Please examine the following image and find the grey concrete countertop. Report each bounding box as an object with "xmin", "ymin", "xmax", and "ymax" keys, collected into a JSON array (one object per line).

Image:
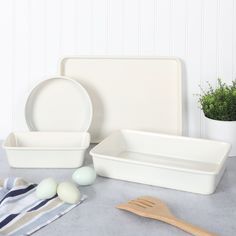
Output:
[{"xmin": 0, "ymin": 144, "xmax": 235, "ymax": 236}]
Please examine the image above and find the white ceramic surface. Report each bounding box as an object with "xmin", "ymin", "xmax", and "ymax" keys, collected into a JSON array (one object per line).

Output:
[
  {"xmin": 3, "ymin": 132, "xmax": 90, "ymax": 168},
  {"xmin": 60, "ymin": 57, "xmax": 182, "ymax": 143},
  {"xmin": 25, "ymin": 76, "xmax": 93, "ymax": 132},
  {"xmin": 205, "ymin": 117, "xmax": 235, "ymax": 157},
  {"xmin": 90, "ymin": 130, "xmax": 230, "ymax": 194}
]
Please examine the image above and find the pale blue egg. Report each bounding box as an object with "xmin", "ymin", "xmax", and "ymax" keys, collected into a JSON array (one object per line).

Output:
[
  {"xmin": 72, "ymin": 166, "xmax": 96, "ymax": 186},
  {"xmin": 36, "ymin": 178, "xmax": 57, "ymax": 199}
]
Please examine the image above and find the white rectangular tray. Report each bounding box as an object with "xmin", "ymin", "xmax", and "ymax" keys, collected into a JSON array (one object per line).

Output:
[
  {"xmin": 90, "ymin": 130, "xmax": 231, "ymax": 194},
  {"xmin": 60, "ymin": 57, "xmax": 182, "ymax": 143},
  {"xmin": 3, "ymin": 132, "xmax": 90, "ymax": 168}
]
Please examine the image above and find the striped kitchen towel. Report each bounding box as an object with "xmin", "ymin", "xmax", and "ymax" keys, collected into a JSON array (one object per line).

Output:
[{"xmin": 0, "ymin": 177, "xmax": 86, "ymax": 236}]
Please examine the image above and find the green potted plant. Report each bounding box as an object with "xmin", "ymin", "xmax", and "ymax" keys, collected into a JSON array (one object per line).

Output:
[{"xmin": 198, "ymin": 79, "xmax": 236, "ymax": 157}]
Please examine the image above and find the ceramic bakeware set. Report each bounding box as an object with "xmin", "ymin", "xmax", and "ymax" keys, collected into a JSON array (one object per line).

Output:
[
  {"xmin": 3, "ymin": 77, "xmax": 92, "ymax": 168},
  {"xmin": 3, "ymin": 57, "xmax": 231, "ymax": 194}
]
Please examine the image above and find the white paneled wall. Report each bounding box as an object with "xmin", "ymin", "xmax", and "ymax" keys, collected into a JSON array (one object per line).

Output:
[{"xmin": 0, "ymin": 0, "xmax": 235, "ymax": 139}]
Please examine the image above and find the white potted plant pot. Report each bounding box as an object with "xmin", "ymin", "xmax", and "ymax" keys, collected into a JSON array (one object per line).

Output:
[
  {"xmin": 198, "ymin": 79, "xmax": 236, "ymax": 157},
  {"xmin": 205, "ymin": 116, "xmax": 235, "ymax": 157}
]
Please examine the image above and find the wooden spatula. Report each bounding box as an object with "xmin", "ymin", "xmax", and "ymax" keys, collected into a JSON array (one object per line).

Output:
[{"xmin": 116, "ymin": 196, "xmax": 216, "ymax": 236}]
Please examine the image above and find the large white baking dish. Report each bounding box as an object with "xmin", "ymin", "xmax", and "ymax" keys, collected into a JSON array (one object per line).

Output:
[
  {"xmin": 90, "ymin": 130, "xmax": 231, "ymax": 194},
  {"xmin": 60, "ymin": 57, "xmax": 182, "ymax": 142},
  {"xmin": 3, "ymin": 132, "xmax": 90, "ymax": 168}
]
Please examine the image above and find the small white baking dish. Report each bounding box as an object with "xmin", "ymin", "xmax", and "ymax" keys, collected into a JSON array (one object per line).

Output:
[
  {"xmin": 3, "ymin": 132, "xmax": 90, "ymax": 168},
  {"xmin": 90, "ymin": 130, "xmax": 231, "ymax": 194}
]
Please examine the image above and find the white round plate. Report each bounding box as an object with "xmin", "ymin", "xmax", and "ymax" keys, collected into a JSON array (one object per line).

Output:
[{"xmin": 25, "ymin": 76, "xmax": 92, "ymax": 132}]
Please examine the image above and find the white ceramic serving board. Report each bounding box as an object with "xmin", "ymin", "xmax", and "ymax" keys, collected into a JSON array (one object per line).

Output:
[{"xmin": 60, "ymin": 57, "xmax": 182, "ymax": 143}]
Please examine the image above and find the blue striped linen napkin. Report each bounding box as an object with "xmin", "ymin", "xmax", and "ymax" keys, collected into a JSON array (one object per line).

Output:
[{"xmin": 0, "ymin": 177, "xmax": 86, "ymax": 236}]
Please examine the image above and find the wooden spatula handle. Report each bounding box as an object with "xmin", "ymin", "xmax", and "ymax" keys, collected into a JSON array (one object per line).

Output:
[{"xmin": 163, "ymin": 217, "xmax": 217, "ymax": 236}]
